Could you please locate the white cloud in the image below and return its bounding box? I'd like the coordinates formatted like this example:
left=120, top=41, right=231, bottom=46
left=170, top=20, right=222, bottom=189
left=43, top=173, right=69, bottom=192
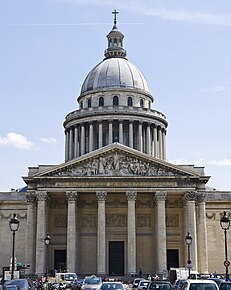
left=169, top=157, right=205, bottom=166
left=59, top=0, right=231, bottom=26
left=201, top=85, right=225, bottom=93
left=41, top=137, right=57, bottom=144
left=208, top=159, right=231, bottom=166
left=0, top=132, right=34, bottom=150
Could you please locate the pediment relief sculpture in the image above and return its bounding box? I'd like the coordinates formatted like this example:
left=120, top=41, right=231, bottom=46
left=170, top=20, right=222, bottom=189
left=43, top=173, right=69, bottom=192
left=46, top=152, right=186, bottom=178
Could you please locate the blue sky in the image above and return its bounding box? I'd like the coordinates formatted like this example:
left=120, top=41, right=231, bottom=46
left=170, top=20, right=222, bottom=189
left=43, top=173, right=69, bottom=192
left=0, top=0, right=231, bottom=191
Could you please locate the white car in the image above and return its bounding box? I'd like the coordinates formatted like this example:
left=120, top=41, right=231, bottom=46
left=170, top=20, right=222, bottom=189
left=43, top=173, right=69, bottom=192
left=182, top=280, right=219, bottom=290
left=81, top=275, right=102, bottom=290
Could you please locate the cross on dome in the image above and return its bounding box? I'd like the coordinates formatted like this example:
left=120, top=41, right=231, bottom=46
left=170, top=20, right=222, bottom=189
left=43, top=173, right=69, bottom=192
left=112, top=9, right=119, bottom=25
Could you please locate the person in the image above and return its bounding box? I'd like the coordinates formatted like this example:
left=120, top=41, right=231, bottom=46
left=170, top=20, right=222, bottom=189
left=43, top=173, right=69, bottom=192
left=139, top=268, right=142, bottom=277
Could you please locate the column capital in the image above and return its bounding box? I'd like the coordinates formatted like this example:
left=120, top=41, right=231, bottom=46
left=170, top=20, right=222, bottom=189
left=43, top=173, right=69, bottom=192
left=96, top=191, right=107, bottom=201
left=26, top=192, right=36, bottom=204
left=36, top=191, right=50, bottom=202
left=66, top=191, right=78, bottom=202
left=155, top=191, right=167, bottom=201
left=197, top=192, right=207, bottom=203
left=184, top=191, right=196, bottom=201
left=126, top=191, right=137, bottom=201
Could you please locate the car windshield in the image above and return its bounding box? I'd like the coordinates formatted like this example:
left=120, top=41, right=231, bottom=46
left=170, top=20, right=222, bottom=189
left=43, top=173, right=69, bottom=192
left=220, top=283, right=231, bottom=290
left=84, top=277, right=101, bottom=285
left=64, top=274, right=77, bottom=280
left=149, top=283, right=171, bottom=290
left=5, top=281, right=27, bottom=288
left=189, top=283, right=217, bottom=290
left=101, top=283, right=124, bottom=290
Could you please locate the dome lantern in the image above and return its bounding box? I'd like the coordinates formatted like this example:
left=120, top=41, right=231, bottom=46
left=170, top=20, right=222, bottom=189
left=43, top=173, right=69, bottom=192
left=104, top=9, right=127, bottom=59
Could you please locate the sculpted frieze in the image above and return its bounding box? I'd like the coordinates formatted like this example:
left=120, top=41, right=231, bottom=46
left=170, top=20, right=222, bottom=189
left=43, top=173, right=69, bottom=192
left=47, top=152, right=185, bottom=178
left=106, top=214, right=127, bottom=227
left=137, top=214, right=151, bottom=227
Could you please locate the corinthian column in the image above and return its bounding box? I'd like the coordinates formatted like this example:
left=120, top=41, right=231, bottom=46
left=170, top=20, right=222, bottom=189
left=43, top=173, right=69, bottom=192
left=155, top=191, right=167, bottom=273
left=66, top=191, right=78, bottom=273
left=96, top=191, right=107, bottom=275
left=197, top=192, right=208, bottom=274
left=25, top=192, right=36, bottom=275
left=184, top=191, right=198, bottom=271
left=35, top=191, right=49, bottom=276
left=126, top=191, right=137, bottom=274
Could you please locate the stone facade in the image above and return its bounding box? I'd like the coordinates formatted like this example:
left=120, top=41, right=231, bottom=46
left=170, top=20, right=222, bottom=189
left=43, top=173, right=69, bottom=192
left=0, top=15, right=231, bottom=279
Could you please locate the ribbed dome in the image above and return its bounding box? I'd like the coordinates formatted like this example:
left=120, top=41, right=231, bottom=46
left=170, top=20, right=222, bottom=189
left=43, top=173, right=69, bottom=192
left=80, top=58, right=150, bottom=95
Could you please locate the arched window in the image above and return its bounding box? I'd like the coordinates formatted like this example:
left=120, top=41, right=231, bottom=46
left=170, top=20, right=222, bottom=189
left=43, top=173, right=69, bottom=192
left=128, top=97, right=133, bottom=107
left=140, top=98, right=144, bottom=108
left=114, top=38, right=118, bottom=46
left=99, top=96, right=104, bottom=107
left=113, top=96, right=119, bottom=106
left=80, top=101, right=83, bottom=109
left=88, top=98, right=91, bottom=108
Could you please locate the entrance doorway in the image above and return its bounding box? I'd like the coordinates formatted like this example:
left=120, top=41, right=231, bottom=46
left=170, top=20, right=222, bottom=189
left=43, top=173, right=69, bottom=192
left=109, top=241, right=124, bottom=276
left=167, top=249, right=179, bottom=270
left=54, top=250, right=67, bottom=272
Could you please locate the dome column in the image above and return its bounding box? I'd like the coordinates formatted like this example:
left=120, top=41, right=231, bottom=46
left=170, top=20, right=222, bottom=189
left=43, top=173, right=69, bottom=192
left=69, top=128, right=74, bottom=160
left=74, top=126, right=79, bottom=158
left=89, top=122, right=93, bottom=152
left=146, top=123, right=151, bottom=155
left=109, top=121, right=113, bottom=144
left=153, top=126, right=158, bottom=158
left=162, top=129, right=166, bottom=160
left=80, top=124, right=85, bottom=155
left=138, top=122, right=143, bottom=152
left=98, top=121, right=103, bottom=148
left=65, top=129, right=69, bottom=161
left=158, top=127, right=162, bottom=158
left=129, top=121, right=133, bottom=148
left=119, top=120, right=124, bottom=144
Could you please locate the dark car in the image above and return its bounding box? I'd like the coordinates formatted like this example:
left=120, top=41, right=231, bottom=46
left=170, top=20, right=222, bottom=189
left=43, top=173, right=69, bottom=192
left=5, top=279, right=35, bottom=290
left=174, top=279, right=187, bottom=290
left=207, top=279, right=225, bottom=287
left=219, top=281, right=231, bottom=290
left=147, top=281, right=172, bottom=290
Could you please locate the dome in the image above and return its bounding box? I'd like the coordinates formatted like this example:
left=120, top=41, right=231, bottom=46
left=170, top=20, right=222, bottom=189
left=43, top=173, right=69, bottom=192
left=80, top=57, right=150, bottom=95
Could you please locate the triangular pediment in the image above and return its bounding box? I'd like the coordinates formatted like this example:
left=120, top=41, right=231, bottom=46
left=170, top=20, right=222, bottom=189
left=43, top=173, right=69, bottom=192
left=34, top=143, right=202, bottom=179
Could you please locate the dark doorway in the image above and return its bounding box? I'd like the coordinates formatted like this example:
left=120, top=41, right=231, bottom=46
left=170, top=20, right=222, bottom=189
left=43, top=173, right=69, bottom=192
left=54, top=250, right=66, bottom=272
left=109, top=241, right=124, bottom=276
left=167, top=249, right=179, bottom=270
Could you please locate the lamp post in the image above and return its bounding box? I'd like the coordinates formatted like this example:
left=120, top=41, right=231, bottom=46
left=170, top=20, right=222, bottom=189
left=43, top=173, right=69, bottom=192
left=185, top=232, right=192, bottom=279
left=220, top=211, right=230, bottom=281
left=9, top=213, right=20, bottom=280
left=44, top=233, right=51, bottom=280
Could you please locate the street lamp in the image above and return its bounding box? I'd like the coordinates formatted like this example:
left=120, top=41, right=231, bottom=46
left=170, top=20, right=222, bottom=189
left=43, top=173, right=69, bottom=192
left=220, top=211, right=230, bottom=281
left=9, top=213, right=20, bottom=280
left=185, top=232, right=192, bottom=279
left=44, top=233, right=51, bottom=280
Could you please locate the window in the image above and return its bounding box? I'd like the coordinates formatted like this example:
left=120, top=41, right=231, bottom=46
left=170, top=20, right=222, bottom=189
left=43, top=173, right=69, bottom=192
left=80, top=101, right=83, bottom=109
left=128, top=97, right=133, bottom=106
left=113, top=96, right=119, bottom=106
left=140, top=99, right=144, bottom=107
left=99, top=96, right=104, bottom=107
left=88, top=98, right=91, bottom=108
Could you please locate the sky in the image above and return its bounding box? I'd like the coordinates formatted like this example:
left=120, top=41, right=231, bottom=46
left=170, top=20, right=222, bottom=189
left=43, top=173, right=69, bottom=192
left=0, top=0, right=231, bottom=192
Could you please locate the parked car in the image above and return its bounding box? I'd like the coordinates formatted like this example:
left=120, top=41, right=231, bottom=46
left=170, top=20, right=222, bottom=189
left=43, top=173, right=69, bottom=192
left=5, top=286, right=20, bottom=290
left=147, top=280, right=173, bottom=290
left=174, top=279, right=188, bottom=290
left=207, top=279, right=225, bottom=287
left=137, top=280, right=150, bottom=290
left=219, top=281, right=231, bottom=290
left=100, top=282, right=124, bottom=290
left=81, top=275, right=102, bottom=290
left=182, top=279, right=219, bottom=290
left=4, top=279, right=35, bottom=290
left=132, top=279, right=145, bottom=289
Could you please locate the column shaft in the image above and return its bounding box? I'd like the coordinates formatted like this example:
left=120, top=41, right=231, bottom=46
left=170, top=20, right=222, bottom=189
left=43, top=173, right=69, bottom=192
left=98, top=122, right=103, bottom=148
left=81, top=124, right=85, bottom=155
left=119, top=121, right=124, bottom=144
left=138, top=123, right=143, bottom=152
left=74, top=126, right=79, bottom=158
left=109, top=121, right=113, bottom=144
left=65, top=130, right=69, bottom=161
left=66, top=191, right=78, bottom=273
left=129, top=121, right=133, bottom=148
left=89, top=123, right=93, bottom=152
left=96, top=191, right=107, bottom=275
left=35, top=192, right=48, bottom=276
left=147, top=123, right=151, bottom=155
left=155, top=191, right=167, bottom=273
left=126, top=191, right=137, bottom=274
